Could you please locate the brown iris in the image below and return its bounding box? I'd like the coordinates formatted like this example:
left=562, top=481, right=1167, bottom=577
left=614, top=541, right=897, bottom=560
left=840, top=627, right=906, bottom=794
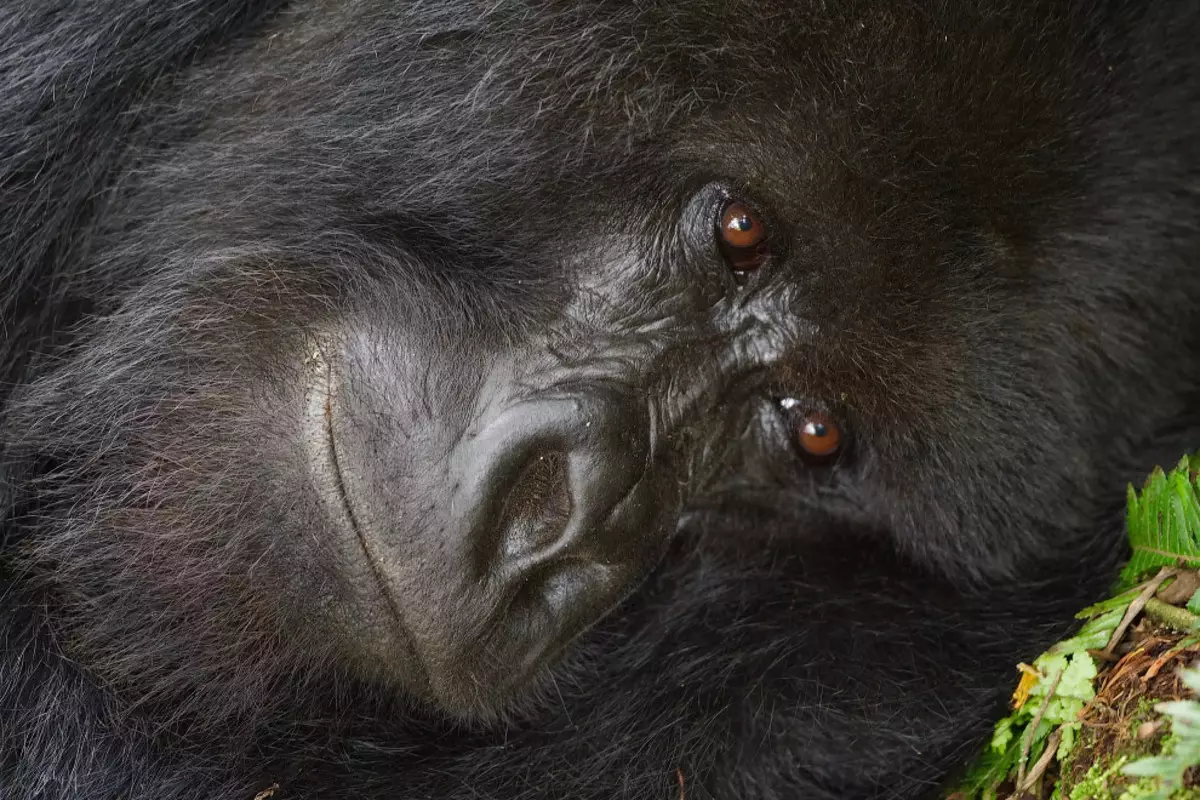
left=717, top=201, right=768, bottom=275
left=796, top=410, right=841, bottom=459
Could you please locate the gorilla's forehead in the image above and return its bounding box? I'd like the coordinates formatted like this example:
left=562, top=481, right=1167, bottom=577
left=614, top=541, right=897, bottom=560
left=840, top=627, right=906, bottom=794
left=189, top=0, right=1091, bottom=189
left=139, top=0, right=1095, bottom=343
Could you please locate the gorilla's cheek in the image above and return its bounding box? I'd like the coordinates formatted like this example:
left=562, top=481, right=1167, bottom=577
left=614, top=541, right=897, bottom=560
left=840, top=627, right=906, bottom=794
left=297, top=336, right=432, bottom=693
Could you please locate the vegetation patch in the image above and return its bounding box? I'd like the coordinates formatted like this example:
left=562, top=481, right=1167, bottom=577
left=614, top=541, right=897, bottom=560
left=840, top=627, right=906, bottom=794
left=950, top=455, right=1200, bottom=800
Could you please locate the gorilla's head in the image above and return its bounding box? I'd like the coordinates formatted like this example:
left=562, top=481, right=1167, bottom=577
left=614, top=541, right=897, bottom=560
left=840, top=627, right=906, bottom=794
left=3, top=0, right=1194, bottom=728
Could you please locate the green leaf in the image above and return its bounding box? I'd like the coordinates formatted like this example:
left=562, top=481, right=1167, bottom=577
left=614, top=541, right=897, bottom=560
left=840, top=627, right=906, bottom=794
left=1052, top=608, right=1124, bottom=655
left=1186, top=587, right=1200, bottom=616
left=1054, top=654, right=1097, bottom=702
left=1155, top=700, right=1200, bottom=728
left=1056, top=722, right=1078, bottom=762
left=991, top=716, right=1015, bottom=752
left=1076, top=587, right=1144, bottom=620
left=1117, top=456, right=1200, bottom=590
left=1122, top=755, right=1179, bottom=777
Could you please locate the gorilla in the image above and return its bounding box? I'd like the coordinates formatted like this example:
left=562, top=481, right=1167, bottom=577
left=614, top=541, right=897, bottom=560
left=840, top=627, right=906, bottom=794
left=1, top=1, right=1198, bottom=798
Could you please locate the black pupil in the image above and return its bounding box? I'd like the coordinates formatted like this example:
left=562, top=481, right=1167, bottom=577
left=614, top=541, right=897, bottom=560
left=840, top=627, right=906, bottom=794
left=806, top=421, right=828, bottom=438
left=732, top=215, right=754, bottom=234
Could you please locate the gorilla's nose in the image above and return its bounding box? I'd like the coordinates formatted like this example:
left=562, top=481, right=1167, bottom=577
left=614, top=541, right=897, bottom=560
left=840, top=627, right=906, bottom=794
left=454, top=387, right=663, bottom=579
left=448, top=387, right=674, bottom=675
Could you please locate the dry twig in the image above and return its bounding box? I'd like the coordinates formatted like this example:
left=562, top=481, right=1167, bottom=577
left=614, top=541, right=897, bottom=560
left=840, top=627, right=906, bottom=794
left=1105, top=568, right=1177, bottom=655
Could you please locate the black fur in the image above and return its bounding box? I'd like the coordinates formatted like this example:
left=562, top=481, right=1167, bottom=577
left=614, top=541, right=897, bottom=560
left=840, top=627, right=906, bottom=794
left=2, top=2, right=1199, bottom=798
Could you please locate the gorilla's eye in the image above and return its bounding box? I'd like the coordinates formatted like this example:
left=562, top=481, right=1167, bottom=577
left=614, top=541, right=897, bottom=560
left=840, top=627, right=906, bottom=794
left=779, top=400, right=843, bottom=463
left=797, top=411, right=841, bottom=459
left=717, top=201, right=769, bottom=277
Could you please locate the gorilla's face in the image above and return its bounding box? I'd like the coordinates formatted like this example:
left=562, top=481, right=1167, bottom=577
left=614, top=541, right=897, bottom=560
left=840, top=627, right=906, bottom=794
left=8, top=0, right=1173, bottom=725
left=279, top=166, right=1055, bottom=712
left=313, top=184, right=832, bottom=709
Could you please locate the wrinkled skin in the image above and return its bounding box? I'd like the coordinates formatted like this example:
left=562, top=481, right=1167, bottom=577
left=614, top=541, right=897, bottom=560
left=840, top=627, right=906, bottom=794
left=1, top=1, right=1198, bottom=798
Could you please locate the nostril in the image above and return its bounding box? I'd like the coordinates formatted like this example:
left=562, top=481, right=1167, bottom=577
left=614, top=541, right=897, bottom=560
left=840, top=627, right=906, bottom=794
left=497, top=451, right=571, bottom=561
left=459, top=393, right=654, bottom=589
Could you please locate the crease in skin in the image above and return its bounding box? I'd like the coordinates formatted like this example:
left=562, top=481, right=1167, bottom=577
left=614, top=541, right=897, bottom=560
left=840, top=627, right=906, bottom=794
left=305, top=343, right=432, bottom=692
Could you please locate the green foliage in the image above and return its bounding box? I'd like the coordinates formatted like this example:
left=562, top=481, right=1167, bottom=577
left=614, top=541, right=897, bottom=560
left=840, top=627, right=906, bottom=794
left=957, top=619, right=1117, bottom=798
left=951, top=454, right=1200, bottom=798
left=1118, top=455, right=1200, bottom=591
left=1186, top=589, right=1200, bottom=618
left=1066, top=756, right=1129, bottom=800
